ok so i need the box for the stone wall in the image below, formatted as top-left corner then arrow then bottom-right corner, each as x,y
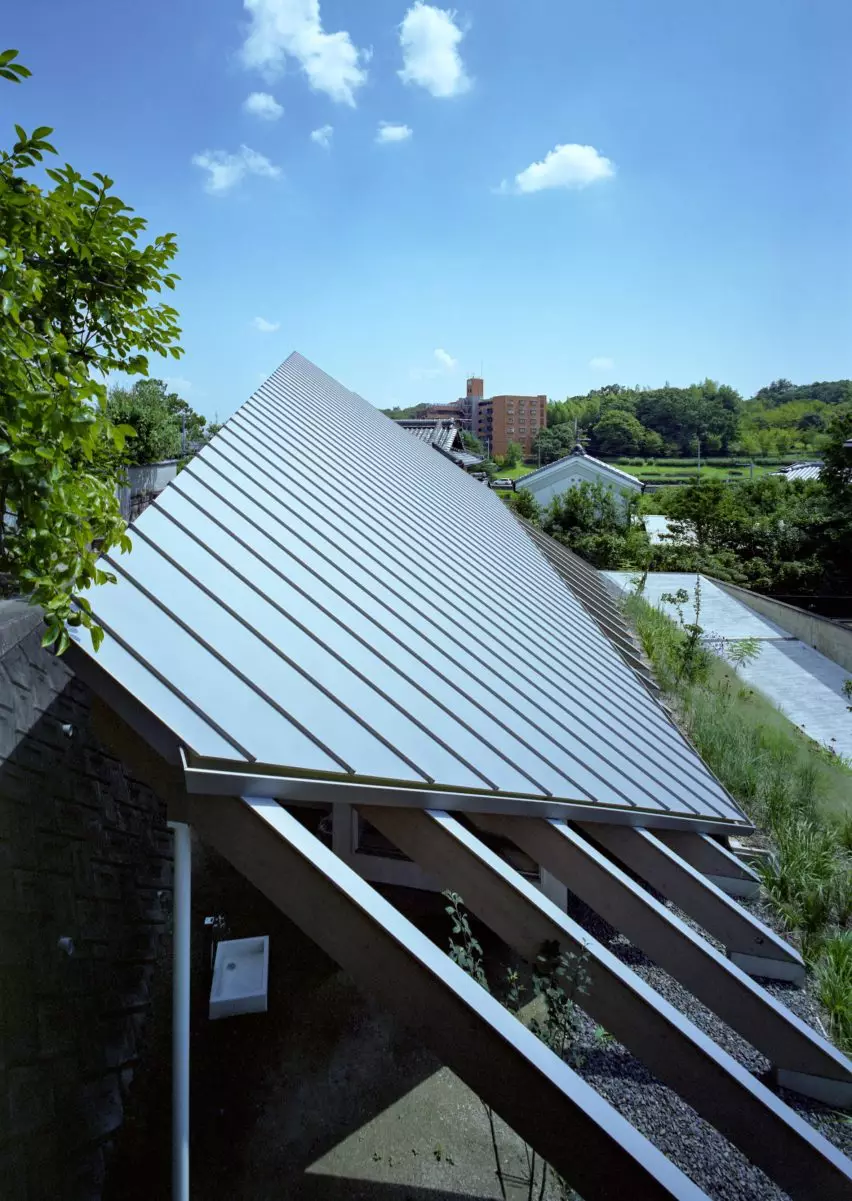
0,601 -> 172,1200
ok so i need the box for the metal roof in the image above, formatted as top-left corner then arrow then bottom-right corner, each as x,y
395,418 -> 462,452
519,448 -> 643,491
775,461 -> 823,482
70,352 -> 748,829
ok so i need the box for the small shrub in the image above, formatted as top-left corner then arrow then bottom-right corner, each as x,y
815,932 -> 852,1052
756,820 -> 839,954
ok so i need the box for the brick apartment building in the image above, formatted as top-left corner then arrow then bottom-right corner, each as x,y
424,376 -> 547,458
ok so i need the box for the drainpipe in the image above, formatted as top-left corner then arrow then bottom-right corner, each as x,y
168,821 -> 191,1201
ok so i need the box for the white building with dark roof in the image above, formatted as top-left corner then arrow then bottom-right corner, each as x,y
516,443 -> 643,508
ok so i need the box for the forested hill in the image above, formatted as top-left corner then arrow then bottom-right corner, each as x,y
750,379 -> 852,408
540,377 -> 852,462
378,378 -> 851,462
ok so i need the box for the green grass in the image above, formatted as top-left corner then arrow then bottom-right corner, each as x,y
495,463 -> 537,480
614,462 -> 778,481
622,589 -> 852,1049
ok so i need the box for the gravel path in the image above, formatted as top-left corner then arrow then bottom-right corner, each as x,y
557,889 -> 852,1201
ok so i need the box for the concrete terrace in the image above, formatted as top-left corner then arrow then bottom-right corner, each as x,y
604,572 -> 852,760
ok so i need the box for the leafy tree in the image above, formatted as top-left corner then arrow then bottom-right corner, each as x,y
589,409 -> 646,456
543,480 -> 649,569
461,430 -> 483,454
507,487 -> 540,521
754,379 -> 852,408
532,423 -> 576,465
107,378 -> 208,465
641,428 -> 665,457
502,440 -> 523,469
0,50 -> 181,651
821,408 -> 852,498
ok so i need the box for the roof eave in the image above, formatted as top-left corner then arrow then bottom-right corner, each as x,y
181,750 -> 753,836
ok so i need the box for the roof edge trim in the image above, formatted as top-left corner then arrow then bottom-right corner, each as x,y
181,752 -> 753,835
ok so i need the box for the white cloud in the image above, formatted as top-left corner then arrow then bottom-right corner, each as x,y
253,316 -> 281,333
499,143 -> 615,195
164,377 -> 193,394
243,90 -> 284,120
411,348 -> 458,379
589,356 -> 615,371
310,124 -> 333,148
376,121 -> 413,144
192,145 -> 281,193
398,3 -> 470,98
241,0 -> 369,106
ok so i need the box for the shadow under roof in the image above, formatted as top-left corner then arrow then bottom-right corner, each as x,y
70,353 -> 749,831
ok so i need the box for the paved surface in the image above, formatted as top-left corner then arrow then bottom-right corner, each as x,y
605,572 -> 852,759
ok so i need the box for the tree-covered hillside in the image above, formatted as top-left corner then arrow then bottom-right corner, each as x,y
536,377 -> 851,463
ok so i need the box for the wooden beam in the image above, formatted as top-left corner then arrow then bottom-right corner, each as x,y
656,831 -> 760,897
477,814 -> 851,1109
361,805 -> 852,1200
188,794 -> 706,1201
580,823 -> 804,982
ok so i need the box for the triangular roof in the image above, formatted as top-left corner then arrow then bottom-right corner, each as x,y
520,446 -> 642,491
69,353 -> 746,831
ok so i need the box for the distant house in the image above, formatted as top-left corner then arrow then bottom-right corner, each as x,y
516,443 -> 643,508
395,419 -> 484,469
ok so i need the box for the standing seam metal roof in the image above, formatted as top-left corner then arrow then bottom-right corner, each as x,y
71,353 -> 747,827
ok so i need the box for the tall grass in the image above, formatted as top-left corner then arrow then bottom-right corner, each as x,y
623,589 -> 852,1049
816,933 -> 852,1051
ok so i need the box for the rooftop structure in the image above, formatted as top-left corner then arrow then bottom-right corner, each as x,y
774,461 -> 823,482
518,442 -> 643,508
65,353 -> 852,1200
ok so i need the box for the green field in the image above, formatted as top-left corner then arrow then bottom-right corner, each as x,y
502,457 -> 815,486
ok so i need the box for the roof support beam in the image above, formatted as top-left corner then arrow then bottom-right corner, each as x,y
481,815 -> 851,1108
361,805 -> 852,1199
656,830 -> 760,898
579,823 -> 803,982
186,794 -> 705,1201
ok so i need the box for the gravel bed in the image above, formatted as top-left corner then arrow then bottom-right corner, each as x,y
556,887 -> 852,1200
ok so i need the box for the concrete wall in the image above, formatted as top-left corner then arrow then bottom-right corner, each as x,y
117,460 -> 181,521
0,602 -> 172,1201
712,578 -> 852,674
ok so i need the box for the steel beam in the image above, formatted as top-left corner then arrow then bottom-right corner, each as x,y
580,823 -> 803,981
477,815 -> 851,1108
181,754 -> 749,836
188,794 -> 706,1201
656,831 -> 761,898
361,805 -> 852,1200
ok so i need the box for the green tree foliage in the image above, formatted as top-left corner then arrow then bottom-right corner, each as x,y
821,407 -> 852,497
657,446 -> 852,595
107,378 -> 209,465
532,423 -> 576,465
588,408 -> 646,456
383,403 -> 430,419
0,50 -> 181,651
542,480 -> 650,569
754,379 -> 852,408
502,440 -> 523,469
461,430 -> 483,454
507,487 -> 540,521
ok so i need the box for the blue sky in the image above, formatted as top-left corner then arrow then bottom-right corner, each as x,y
5,1 -> 851,420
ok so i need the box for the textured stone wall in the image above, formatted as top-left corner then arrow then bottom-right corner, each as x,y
0,603 -> 172,1200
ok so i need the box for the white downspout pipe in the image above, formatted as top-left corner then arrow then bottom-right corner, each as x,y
168,821 -> 191,1201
